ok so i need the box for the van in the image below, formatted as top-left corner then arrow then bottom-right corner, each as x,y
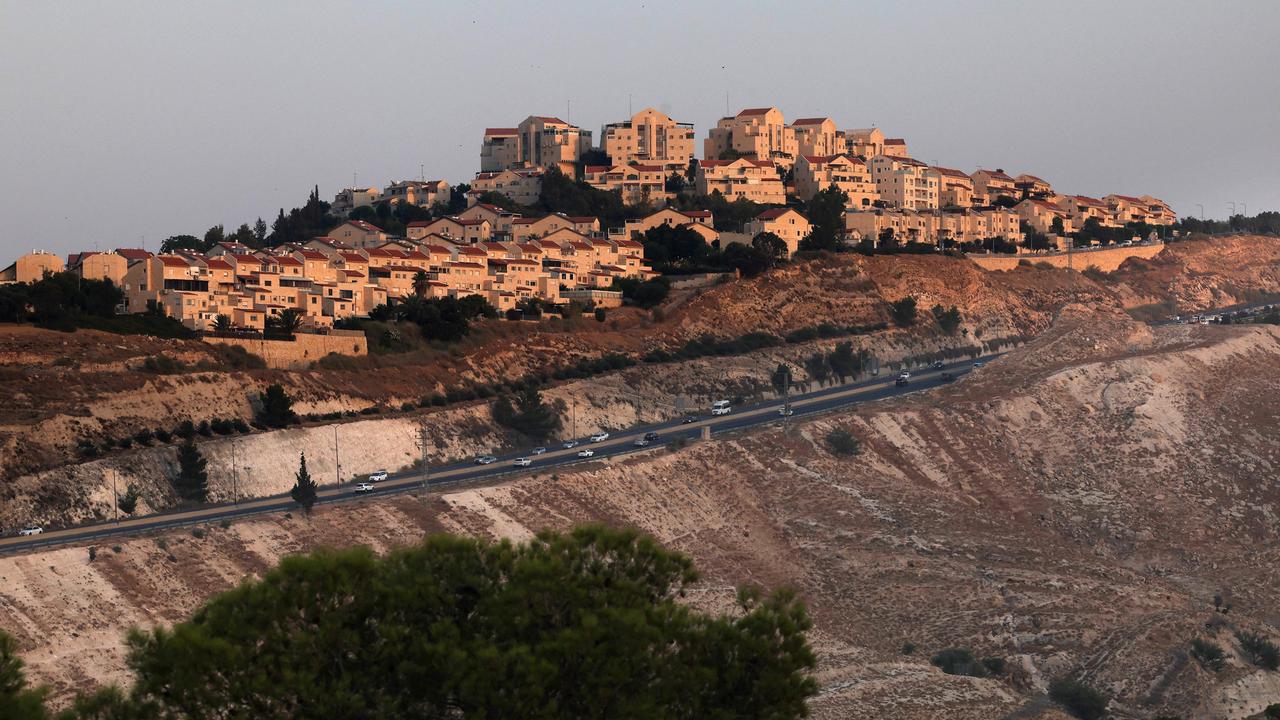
710,400 -> 732,416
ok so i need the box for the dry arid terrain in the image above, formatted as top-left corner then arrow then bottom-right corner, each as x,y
2,302 -> 1280,718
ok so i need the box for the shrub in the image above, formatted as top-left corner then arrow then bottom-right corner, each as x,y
220,519 -> 232,530
825,428 -> 861,456
111,545 -> 122,553
981,657 -> 1006,675
890,296 -> 918,327
118,437 -> 133,449
930,648 -> 988,677
232,418 -> 250,434
401,401 -> 417,412
142,354 -> 186,374
257,384 -> 298,428
176,420 -> 196,439
1191,638 -> 1227,672
1237,631 -> 1280,670
134,428 -> 154,446
88,546 -> 97,562
154,428 -> 172,443
191,528 -> 205,539
102,436 -> 117,450
1048,677 -> 1109,720
594,308 -> 607,322
901,642 -> 916,655
197,420 -> 212,437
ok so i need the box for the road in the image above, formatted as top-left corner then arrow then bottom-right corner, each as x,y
0,354 -> 1001,555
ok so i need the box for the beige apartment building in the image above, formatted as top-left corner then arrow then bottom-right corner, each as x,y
1053,195 -> 1113,228
617,207 -> 719,244
600,108 -> 695,171
882,138 -> 908,157
583,163 -> 670,205
845,208 -> 1022,248
867,155 -> 939,210
329,220 -> 391,248
696,158 -> 787,205
331,186 -> 381,217
470,167 -> 544,206
704,107 -> 798,167
793,154 -> 878,208
970,169 -> 1018,204
1104,194 -> 1176,225
932,167 -> 976,208
67,251 -> 128,285
743,208 -> 812,257
844,128 -> 884,158
382,180 -> 450,209
791,118 -> 846,158
480,116 -> 592,175
1014,174 -> 1053,198
1015,198 -> 1076,236
0,251 -> 64,284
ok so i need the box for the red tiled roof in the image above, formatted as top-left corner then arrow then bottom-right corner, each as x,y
458,246 -> 487,256
406,221 -> 433,228
584,165 -> 610,174
344,220 -> 383,233
932,166 -> 971,179
884,138 -> 907,145
273,256 -> 303,266
338,252 -> 367,263
791,117 -> 829,125
342,270 -> 365,278
681,209 -> 713,218
158,255 -> 189,268
447,261 -> 485,269
230,254 -> 262,264
737,107 -> 775,116
204,258 -> 234,270
756,208 -> 802,220
484,127 -> 518,136
566,216 -> 597,224
296,249 -> 328,260
530,116 -> 568,124
116,248 -> 152,261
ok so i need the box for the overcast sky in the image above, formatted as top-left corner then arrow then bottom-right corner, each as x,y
2,0 -> 1278,258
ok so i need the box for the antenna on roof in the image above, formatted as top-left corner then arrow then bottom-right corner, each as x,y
567,99 -> 571,123
629,93 -> 632,116
420,164 -> 425,182
353,172 -> 357,188
725,92 -> 729,116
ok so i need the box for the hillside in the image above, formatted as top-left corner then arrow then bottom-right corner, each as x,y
3,306 -> 1280,718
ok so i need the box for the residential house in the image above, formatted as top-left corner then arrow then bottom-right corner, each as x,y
382,180 -> 450,209
970,169 -> 1018,204
328,220 -> 390,248
793,154 -> 878,208
67,251 -> 128,284
1014,174 -> 1053,199
867,155 -> 939,210
933,167 -> 976,208
0,251 -> 64,284
583,163 -> 670,205
882,138 -> 908,157
695,158 -> 786,204
480,127 -> 521,172
742,208 -> 812,257
600,107 -> 695,171
1015,198 -> 1076,237
703,107 -> 798,168
470,167 -> 544,205
331,186 -> 382,217
844,128 -> 885,158
791,118 -> 846,158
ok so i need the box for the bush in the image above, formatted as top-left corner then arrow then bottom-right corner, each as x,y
1237,631 -> 1280,670
594,308 -> 607,322
401,401 -> 417,412
197,420 -> 212,437
890,296 -> 918,327
176,420 -> 196,439
134,428 -> 154,446
1048,677 -> 1109,720
220,519 -> 232,530
981,657 -> 1006,675
825,428 -> 861,456
154,428 -> 172,443
901,642 -> 916,655
232,418 -> 250,434
931,304 -> 962,335
88,546 -> 97,562
118,436 -> 133,449
1191,638 -> 1227,672
192,528 -> 205,539
142,354 -> 186,374
930,648 -> 988,677
111,545 -> 122,553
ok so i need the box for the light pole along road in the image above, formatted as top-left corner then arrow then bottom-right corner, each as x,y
0,353 -> 1001,556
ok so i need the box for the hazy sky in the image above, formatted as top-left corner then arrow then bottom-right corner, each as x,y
2,0 -> 1278,259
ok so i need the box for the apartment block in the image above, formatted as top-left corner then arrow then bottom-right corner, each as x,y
583,163 -> 670,205
932,167 -> 976,208
791,118 -> 846,158
695,158 -> 787,204
971,169 -> 1018,204
617,208 -> 719,245
882,138 -> 908,157
67,251 -> 128,285
844,128 -> 885,158
1014,174 -> 1053,198
867,155 -> 939,210
1103,194 -> 1176,226
793,154 -> 878,208
480,116 -> 592,175
704,107 -> 797,168
331,186 -> 382,217
1015,198 -> 1076,236
0,251 -> 64,284
382,180 -> 450,209
845,208 -> 1022,247
470,167 -> 544,206
743,208 -> 812,257
601,107 -> 695,171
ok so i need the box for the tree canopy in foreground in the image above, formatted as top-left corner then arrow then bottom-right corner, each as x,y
4,525 -> 817,719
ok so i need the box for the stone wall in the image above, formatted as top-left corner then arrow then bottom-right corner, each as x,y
205,330 -> 367,369
968,243 -> 1165,273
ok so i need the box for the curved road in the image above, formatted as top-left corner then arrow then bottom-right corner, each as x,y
0,354 -> 1000,555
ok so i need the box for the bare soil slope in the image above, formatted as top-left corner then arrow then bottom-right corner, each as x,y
4,307 -> 1279,719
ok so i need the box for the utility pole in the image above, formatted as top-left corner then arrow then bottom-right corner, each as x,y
112,469 -> 118,522
416,423 -> 430,491
333,426 -> 341,487
230,441 -> 238,505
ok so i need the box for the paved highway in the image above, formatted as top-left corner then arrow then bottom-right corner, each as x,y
0,354 -> 1001,555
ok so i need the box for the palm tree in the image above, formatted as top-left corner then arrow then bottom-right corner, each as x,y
212,314 -> 233,334
277,308 -> 304,336
413,270 -> 429,298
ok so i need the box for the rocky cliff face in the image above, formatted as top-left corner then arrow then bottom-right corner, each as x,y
4,306 -> 1279,719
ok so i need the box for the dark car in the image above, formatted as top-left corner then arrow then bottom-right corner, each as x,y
932,360 -> 945,369
940,371 -> 954,382
894,377 -> 909,387
681,415 -> 698,424
643,431 -> 660,442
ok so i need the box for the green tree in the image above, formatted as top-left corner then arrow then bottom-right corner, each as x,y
257,384 -> 297,428
122,526 -> 817,718
890,296 -> 918,327
752,231 -> 789,263
931,304 -> 961,335
492,385 -> 562,440
117,485 -> 139,515
770,363 -> 793,397
202,225 -> 225,249
290,452 -> 318,514
613,276 -> 670,309
1048,676 -> 1109,720
212,314 -> 232,333
798,187 -> 847,251
804,352 -> 831,386
158,234 -> 202,254
0,631 -> 49,720
825,428 -> 861,456
173,438 -> 208,504
269,308 -> 303,337
412,270 -> 429,298
827,341 -> 859,383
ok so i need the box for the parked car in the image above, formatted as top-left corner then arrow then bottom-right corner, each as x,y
643,431 -> 660,442
576,448 -> 595,458
368,470 -> 388,482
531,447 -> 547,455
562,439 -> 579,449
354,482 -> 375,493
633,438 -> 650,447
475,455 -> 498,465
18,525 -> 43,536
512,457 -> 532,467
895,377 -> 909,387
590,432 -> 610,442
778,405 -> 794,417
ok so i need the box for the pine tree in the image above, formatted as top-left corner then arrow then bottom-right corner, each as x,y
173,438 -> 208,504
290,452 -> 318,514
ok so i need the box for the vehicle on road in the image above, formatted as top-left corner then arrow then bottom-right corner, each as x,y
368,470 -> 388,482
710,400 -> 732,416
576,448 -> 595,458
897,370 -> 911,380
972,361 -> 984,369
475,455 -> 498,465
940,371 -> 954,382
778,405 -> 794,417
681,415 -> 698,424
531,447 -> 547,455
643,431 -> 660,441
590,432 -> 610,442
512,457 -> 532,467
932,361 -> 944,369
562,439 -> 579,449
18,525 -> 43,536
633,438 -> 650,447
354,482 -> 375,493
895,377 -> 909,387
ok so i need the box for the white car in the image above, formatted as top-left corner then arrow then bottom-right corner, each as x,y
512,457 -> 532,467
475,455 -> 498,465
18,525 -> 43,536
633,438 -> 651,447
778,405 -> 794,417
368,470 -> 388,482
897,371 -> 911,381
590,432 -> 610,442
354,482 -> 375,493
562,440 -> 579,449
576,448 -> 595,458
531,447 -> 547,455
